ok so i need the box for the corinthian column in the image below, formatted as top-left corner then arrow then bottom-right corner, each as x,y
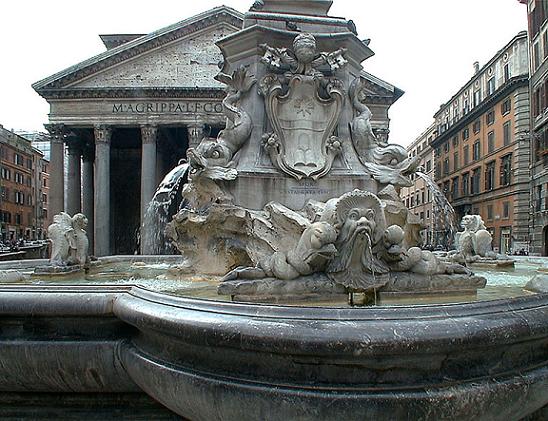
140,124 -> 158,255
45,124 -> 66,217
66,140 -> 82,215
82,145 -> 94,254
94,125 -> 112,257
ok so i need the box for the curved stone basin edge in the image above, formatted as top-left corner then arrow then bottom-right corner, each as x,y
0,284 -> 547,419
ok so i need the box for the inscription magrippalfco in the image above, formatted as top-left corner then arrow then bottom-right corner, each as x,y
112,102 -> 223,114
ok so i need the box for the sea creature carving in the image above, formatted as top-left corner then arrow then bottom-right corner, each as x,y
48,212 -> 89,267
349,76 -> 419,186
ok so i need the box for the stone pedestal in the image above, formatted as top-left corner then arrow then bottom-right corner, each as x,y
140,125 -> 157,255
66,141 -> 82,215
45,124 -> 66,217
94,125 -> 111,257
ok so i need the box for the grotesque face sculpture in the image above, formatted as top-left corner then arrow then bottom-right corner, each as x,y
187,139 -> 232,173
293,33 -> 317,64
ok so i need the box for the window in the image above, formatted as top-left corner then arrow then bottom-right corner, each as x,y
486,110 -> 495,125
1,168 -> 10,180
444,142 -> 449,153
425,160 -> 432,172
503,201 -> 510,218
463,145 -> 469,165
452,177 -> 459,199
410,196 -> 415,207
15,172 -> 24,184
14,191 -> 25,205
500,154 -> 512,186
426,210 -> 430,219
488,131 -> 495,153
487,204 -> 494,220
454,151 -> 459,171
420,211 -> 424,220
473,141 -> 481,161
473,120 -> 481,134
471,168 -> 481,194
43,178 -> 47,187
14,153 -> 24,166
503,63 -> 510,81
534,42 -> 540,70
537,185 -> 543,212
452,136 -> 458,148
15,214 -> 22,225
503,121 -> 511,146
487,77 -> 495,95
462,127 -> 470,140
501,98 -> 511,115
443,158 -> 450,175
474,89 -> 481,107
462,172 -> 469,196
26,158 -> 32,170
421,190 -> 425,203
485,161 -> 495,191
42,193 -> 47,204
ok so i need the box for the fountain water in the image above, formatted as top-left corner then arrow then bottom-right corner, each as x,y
141,161 -> 189,254
415,170 -> 459,249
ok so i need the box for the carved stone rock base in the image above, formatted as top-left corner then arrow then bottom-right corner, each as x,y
33,265 -> 85,276
218,271 -> 487,304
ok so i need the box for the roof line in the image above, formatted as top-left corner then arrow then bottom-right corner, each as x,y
32,6 -> 244,91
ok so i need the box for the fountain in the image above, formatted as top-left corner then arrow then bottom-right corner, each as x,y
415,170 -> 459,249
0,1 -> 546,419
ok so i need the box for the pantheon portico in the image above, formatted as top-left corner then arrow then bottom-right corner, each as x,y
33,5 -> 403,256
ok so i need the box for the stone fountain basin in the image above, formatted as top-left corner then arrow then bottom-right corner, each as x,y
0,276 -> 547,419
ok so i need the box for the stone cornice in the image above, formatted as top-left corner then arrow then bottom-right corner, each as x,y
33,7 -> 243,93
431,76 -> 529,148
38,87 -> 226,100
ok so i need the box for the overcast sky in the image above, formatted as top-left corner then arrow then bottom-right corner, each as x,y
0,0 -> 526,146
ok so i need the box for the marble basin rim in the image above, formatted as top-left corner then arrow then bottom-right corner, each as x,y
0,280 -> 547,420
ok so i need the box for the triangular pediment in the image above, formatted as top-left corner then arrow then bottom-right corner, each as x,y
360,70 -> 404,104
33,6 -> 243,95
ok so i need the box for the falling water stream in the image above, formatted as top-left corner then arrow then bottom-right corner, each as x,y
141,162 -> 190,254
415,171 -> 459,249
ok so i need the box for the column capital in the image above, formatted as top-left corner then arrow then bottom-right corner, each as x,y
44,123 -> 67,144
140,124 -> 158,145
187,122 -> 205,147
94,125 -> 112,144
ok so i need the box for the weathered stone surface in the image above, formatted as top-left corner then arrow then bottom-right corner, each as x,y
525,274 -> 548,293
385,271 -> 486,292
1,285 -> 547,419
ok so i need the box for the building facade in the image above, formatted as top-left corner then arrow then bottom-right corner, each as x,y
400,124 -> 436,247
431,32 -> 530,255
33,6 -> 404,256
0,125 -> 50,242
526,0 -> 548,255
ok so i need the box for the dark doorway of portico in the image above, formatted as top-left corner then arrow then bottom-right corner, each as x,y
543,225 -> 548,257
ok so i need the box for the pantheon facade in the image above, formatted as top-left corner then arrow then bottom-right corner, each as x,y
33,5 -> 403,256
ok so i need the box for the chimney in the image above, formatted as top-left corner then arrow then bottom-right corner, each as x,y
473,61 -> 480,75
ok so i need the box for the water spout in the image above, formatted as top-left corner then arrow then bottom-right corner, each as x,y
415,171 -> 458,250
141,162 -> 190,254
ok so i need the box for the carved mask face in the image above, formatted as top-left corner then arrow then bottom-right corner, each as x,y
461,215 -> 473,230
188,140 -> 231,170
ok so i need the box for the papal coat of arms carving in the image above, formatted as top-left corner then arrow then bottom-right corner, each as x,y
259,33 -> 347,180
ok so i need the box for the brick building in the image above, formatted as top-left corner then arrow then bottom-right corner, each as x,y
0,125 -> 50,242
526,0 -> 548,255
400,124 -> 436,247
431,32 -> 530,254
